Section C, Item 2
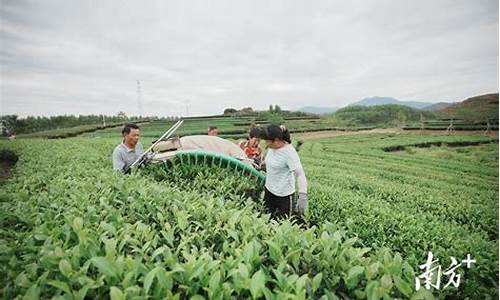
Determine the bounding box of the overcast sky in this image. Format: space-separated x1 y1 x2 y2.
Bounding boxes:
1 0 498 117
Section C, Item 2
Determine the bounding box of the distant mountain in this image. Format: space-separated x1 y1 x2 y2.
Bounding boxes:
349 96 433 109
299 106 337 115
421 102 455 111
435 93 499 120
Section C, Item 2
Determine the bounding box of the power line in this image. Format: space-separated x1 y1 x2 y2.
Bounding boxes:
136 80 143 117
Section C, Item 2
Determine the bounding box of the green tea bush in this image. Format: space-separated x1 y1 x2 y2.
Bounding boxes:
0 139 425 299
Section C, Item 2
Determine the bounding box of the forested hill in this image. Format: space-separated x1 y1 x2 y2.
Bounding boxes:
330 104 435 127
434 93 498 120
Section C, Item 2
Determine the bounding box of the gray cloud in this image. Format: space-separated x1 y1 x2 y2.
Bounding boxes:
1 0 498 117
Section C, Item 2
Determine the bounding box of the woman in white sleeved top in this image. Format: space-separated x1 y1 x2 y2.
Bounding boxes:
262 124 308 219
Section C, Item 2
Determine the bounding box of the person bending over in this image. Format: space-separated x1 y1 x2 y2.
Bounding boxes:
239 126 265 169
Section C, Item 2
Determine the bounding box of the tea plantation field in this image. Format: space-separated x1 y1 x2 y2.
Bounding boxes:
79 117 346 140
0 132 497 299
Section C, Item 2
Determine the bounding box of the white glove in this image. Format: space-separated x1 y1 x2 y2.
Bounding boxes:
296 192 308 215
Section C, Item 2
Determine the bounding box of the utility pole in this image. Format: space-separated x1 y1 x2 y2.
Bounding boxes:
420 113 424 133
484 118 491 135
102 115 106 127
137 80 143 117
446 118 455 135
0 120 5 136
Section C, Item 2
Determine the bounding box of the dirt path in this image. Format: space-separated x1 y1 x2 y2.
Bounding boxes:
0 161 14 186
0 150 18 186
294 128 499 141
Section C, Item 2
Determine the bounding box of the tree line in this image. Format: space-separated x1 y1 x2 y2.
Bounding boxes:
0 113 146 135
332 104 436 126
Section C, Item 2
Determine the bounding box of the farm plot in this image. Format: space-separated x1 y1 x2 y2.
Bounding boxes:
80 117 345 140
299 133 498 299
1 138 422 299
0 132 497 299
